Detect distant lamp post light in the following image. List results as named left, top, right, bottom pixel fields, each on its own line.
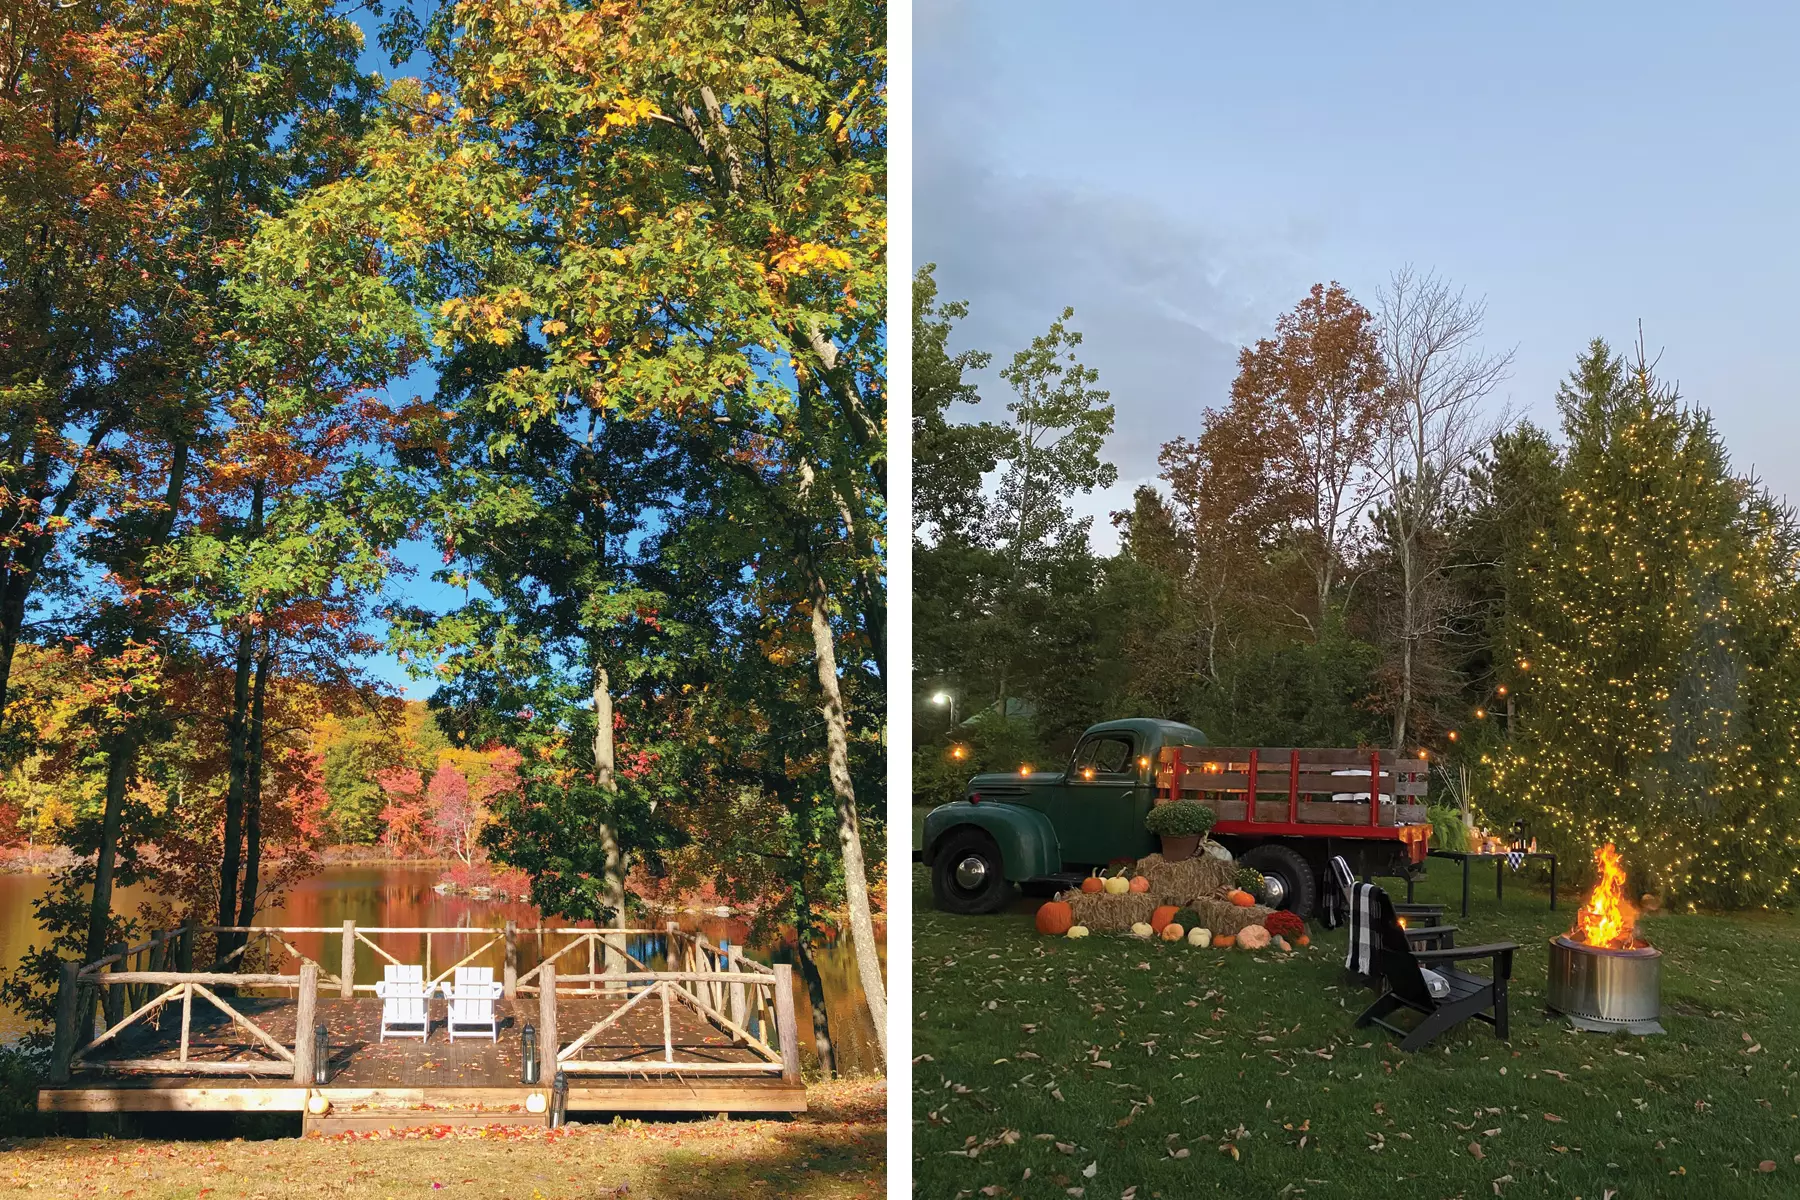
left=950, top=744, right=967, bottom=760
left=931, top=689, right=957, bottom=727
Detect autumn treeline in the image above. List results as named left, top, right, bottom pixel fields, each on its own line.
left=1, top=0, right=888, bottom=1071
left=916, top=267, right=1800, bottom=906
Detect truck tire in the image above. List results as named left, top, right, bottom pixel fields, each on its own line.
left=1240, top=844, right=1317, bottom=920
left=931, top=828, right=1014, bottom=914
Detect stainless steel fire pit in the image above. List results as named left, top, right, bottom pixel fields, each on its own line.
left=1545, top=935, right=1664, bottom=1035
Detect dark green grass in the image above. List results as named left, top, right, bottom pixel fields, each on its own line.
left=913, top=864, right=1800, bottom=1199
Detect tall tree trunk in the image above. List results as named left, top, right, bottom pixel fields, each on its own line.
left=216, top=626, right=254, bottom=952
left=0, top=569, right=31, bottom=726
left=217, top=479, right=265, bottom=961
left=83, top=442, right=187, bottom=976
left=235, top=648, right=271, bottom=930
left=795, top=933, right=837, bottom=1080
left=806, top=564, right=887, bottom=1065
left=1393, top=537, right=1416, bottom=753
left=0, top=422, right=112, bottom=729
left=591, top=661, right=628, bottom=985
left=83, top=735, right=136, bottom=966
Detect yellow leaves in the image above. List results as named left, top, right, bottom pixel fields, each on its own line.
left=437, top=289, right=535, bottom=347
left=601, top=95, right=660, bottom=130
left=541, top=319, right=568, bottom=337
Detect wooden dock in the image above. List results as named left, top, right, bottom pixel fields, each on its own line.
left=37, top=923, right=805, bottom=1131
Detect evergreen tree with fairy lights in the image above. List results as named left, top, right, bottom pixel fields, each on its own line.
left=1487, top=338, right=1800, bottom=906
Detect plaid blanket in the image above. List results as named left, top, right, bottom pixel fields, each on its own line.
left=1323, top=854, right=1357, bottom=929
left=1328, top=855, right=1378, bottom=979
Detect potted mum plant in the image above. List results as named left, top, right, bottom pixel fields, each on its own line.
left=1144, top=799, right=1217, bottom=863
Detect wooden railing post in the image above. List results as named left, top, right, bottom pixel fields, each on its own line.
left=177, top=924, right=195, bottom=973
left=50, top=961, right=79, bottom=1084
left=772, top=963, right=801, bottom=1085
left=103, top=942, right=126, bottom=1029
left=538, top=962, right=558, bottom=1084
left=293, top=962, right=319, bottom=1083
left=728, top=948, right=747, bottom=1029
left=503, top=921, right=518, bottom=1000
left=340, top=920, right=356, bottom=1000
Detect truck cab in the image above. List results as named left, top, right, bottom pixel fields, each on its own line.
left=920, top=719, right=1208, bottom=914
left=921, top=718, right=1430, bottom=917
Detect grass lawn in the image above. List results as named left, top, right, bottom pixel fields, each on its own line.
left=913, top=863, right=1800, bottom=1200
left=0, top=1080, right=883, bottom=1199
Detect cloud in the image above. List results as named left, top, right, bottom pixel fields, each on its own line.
left=914, top=8, right=1313, bottom=553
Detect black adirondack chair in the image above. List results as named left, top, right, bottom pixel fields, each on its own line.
left=1355, top=887, right=1517, bottom=1051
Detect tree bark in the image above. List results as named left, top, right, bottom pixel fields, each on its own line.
left=82, top=735, right=136, bottom=967
left=235, top=647, right=271, bottom=930
left=806, top=565, right=887, bottom=1065
left=591, top=661, right=628, bottom=984
left=795, top=932, right=837, bottom=1079
left=1393, top=533, right=1416, bottom=754
left=216, top=625, right=254, bottom=951
left=217, top=479, right=265, bottom=960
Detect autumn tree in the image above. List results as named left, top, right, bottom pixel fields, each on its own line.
left=238, top=0, right=889, bottom=1056
left=1229, top=282, right=1388, bottom=630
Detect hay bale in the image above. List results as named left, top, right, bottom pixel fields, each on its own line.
left=1056, top=888, right=1160, bottom=933
left=1134, top=851, right=1235, bottom=907
left=1185, top=895, right=1277, bottom=936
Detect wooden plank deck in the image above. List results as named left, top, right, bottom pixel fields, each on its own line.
left=38, top=993, right=803, bottom=1120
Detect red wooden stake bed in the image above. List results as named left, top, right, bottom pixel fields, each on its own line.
left=1157, top=745, right=1433, bottom=863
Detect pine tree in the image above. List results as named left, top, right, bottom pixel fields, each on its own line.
left=1487, top=339, right=1800, bottom=905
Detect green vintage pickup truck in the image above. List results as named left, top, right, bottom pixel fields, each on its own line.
left=920, top=718, right=1431, bottom=917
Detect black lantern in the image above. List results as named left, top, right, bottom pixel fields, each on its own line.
left=550, top=1069, right=569, bottom=1128
left=313, top=1024, right=330, bottom=1086
left=521, top=1024, right=540, bottom=1084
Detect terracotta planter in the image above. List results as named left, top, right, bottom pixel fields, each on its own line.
left=1159, top=834, right=1201, bottom=863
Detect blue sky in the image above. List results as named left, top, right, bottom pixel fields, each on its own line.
left=347, top=17, right=444, bottom=699
left=916, top=1, right=1800, bottom=550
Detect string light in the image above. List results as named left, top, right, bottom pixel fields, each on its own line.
left=1483, top=373, right=1800, bottom=907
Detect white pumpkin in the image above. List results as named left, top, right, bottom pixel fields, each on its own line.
left=1103, top=876, right=1131, bottom=895
left=1202, top=839, right=1233, bottom=862
left=1130, top=922, right=1154, bottom=938
left=1186, top=927, right=1212, bottom=948
left=1066, top=925, right=1090, bottom=938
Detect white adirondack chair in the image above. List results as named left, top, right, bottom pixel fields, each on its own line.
left=376, top=964, right=430, bottom=1041
left=446, top=966, right=503, bottom=1041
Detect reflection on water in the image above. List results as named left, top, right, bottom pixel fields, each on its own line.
left=0, top=864, right=882, bottom=1075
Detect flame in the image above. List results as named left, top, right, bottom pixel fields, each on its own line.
left=1569, top=843, right=1642, bottom=950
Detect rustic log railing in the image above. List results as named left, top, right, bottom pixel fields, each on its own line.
left=51, top=920, right=802, bottom=1088
left=53, top=956, right=317, bottom=1085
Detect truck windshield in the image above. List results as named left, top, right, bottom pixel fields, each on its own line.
left=1072, top=734, right=1134, bottom=776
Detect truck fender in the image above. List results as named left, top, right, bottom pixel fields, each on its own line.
left=922, top=802, right=1060, bottom=882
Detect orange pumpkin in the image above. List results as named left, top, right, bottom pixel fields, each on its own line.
left=1297, top=934, right=1311, bottom=947
left=1080, top=875, right=1106, bottom=894
left=1035, top=901, right=1075, bottom=936
left=1149, top=905, right=1181, bottom=933
left=1226, top=888, right=1256, bottom=907
left=1128, top=875, right=1150, bottom=894
left=1214, top=934, right=1236, bottom=948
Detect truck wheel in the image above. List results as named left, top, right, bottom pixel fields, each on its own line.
left=931, top=828, right=1013, bottom=915
left=1241, top=844, right=1317, bottom=919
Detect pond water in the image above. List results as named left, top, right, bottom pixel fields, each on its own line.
left=0, top=864, right=883, bottom=1075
